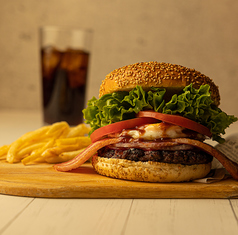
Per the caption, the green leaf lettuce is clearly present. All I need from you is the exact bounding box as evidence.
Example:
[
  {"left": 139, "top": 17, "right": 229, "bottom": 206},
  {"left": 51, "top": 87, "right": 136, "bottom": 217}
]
[{"left": 83, "top": 84, "right": 237, "bottom": 143}]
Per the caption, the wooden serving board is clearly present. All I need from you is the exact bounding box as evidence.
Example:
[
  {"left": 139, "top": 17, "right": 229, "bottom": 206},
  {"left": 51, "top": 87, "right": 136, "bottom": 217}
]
[{"left": 0, "top": 159, "right": 238, "bottom": 199}]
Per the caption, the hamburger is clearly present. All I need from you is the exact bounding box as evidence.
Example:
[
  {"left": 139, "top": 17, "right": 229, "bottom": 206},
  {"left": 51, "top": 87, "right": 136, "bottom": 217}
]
[{"left": 54, "top": 61, "right": 238, "bottom": 182}]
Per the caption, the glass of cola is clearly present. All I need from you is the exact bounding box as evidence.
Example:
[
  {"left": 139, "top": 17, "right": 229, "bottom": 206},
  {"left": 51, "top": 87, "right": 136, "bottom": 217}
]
[{"left": 40, "top": 26, "right": 92, "bottom": 125}]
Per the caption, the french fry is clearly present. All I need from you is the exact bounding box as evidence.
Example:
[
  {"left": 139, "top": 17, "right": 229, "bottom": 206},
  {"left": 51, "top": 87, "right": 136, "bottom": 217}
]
[
  {"left": 0, "top": 145, "right": 10, "bottom": 158},
  {"left": 56, "top": 136, "right": 91, "bottom": 147},
  {"left": 45, "top": 148, "right": 86, "bottom": 163},
  {"left": 42, "top": 136, "right": 91, "bottom": 162},
  {"left": 46, "top": 121, "right": 70, "bottom": 138},
  {"left": 42, "top": 145, "right": 80, "bottom": 158},
  {"left": 1, "top": 121, "right": 91, "bottom": 165},
  {"left": 66, "top": 124, "right": 91, "bottom": 138},
  {"left": 22, "top": 139, "right": 55, "bottom": 165},
  {"left": 17, "top": 142, "right": 46, "bottom": 160},
  {"left": 7, "top": 126, "right": 50, "bottom": 163}
]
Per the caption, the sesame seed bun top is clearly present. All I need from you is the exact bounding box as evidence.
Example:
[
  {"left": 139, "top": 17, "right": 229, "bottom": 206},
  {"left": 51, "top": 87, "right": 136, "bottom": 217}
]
[{"left": 99, "top": 61, "right": 220, "bottom": 106}]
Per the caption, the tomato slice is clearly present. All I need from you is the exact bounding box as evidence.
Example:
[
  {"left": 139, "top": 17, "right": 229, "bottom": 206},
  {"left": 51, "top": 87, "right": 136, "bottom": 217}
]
[
  {"left": 90, "top": 117, "right": 158, "bottom": 143},
  {"left": 137, "top": 111, "right": 212, "bottom": 138}
]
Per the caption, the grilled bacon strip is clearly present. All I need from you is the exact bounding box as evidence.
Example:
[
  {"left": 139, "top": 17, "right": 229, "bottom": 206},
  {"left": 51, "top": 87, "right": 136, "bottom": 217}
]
[
  {"left": 54, "top": 137, "right": 238, "bottom": 181},
  {"left": 54, "top": 138, "right": 123, "bottom": 172}
]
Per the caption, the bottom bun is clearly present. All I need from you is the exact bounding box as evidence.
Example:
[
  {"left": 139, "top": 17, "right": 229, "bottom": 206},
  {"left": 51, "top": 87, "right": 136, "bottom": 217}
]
[{"left": 92, "top": 155, "right": 211, "bottom": 183}]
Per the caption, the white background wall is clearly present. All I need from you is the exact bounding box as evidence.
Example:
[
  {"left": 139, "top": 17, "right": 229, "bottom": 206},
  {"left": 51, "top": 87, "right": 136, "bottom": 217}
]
[{"left": 0, "top": 0, "right": 237, "bottom": 117}]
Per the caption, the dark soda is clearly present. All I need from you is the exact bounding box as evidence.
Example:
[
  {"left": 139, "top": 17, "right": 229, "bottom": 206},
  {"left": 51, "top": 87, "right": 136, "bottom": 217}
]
[{"left": 41, "top": 46, "right": 89, "bottom": 125}]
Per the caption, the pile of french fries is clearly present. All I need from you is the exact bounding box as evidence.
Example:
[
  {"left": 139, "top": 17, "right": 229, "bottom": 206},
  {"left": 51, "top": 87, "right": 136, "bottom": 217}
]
[{"left": 0, "top": 121, "right": 91, "bottom": 165}]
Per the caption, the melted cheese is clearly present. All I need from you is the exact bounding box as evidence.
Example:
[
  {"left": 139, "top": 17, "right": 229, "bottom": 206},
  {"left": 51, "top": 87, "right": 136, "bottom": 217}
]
[{"left": 121, "top": 123, "right": 187, "bottom": 140}]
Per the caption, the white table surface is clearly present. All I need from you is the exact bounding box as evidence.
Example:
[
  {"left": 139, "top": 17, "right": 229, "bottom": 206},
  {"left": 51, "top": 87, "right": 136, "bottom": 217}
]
[{"left": 0, "top": 109, "right": 238, "bottom": 235}]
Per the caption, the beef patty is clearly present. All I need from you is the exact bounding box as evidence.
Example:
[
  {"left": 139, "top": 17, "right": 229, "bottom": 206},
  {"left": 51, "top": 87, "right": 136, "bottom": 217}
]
[{"left": 97, "top": 147, "right": 213, "bottom": 165}]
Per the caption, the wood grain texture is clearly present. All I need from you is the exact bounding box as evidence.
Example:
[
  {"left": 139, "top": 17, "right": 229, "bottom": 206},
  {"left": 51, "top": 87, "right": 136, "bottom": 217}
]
[
  {"left": 230, "top": 199, "right": 238, "bottom": 221},
  {"left": 124, "top": 199, "right": 238, "bottom": 235},
  {"left": 0, "top": 198, "right": 132, "bottom": 235},
  {"left": 0, "top": 160, "right": 238, "bottom": 199},
  {"left": 0, "top": 195, "right": 33, "bottom": 233},
  {"left": 1, "top": 197, "right": 237, "bottom": 235}
]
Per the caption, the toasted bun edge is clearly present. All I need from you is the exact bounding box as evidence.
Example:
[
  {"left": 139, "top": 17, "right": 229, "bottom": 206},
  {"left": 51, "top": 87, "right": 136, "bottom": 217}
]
[
  {"left": 92, "top": 155, "right": 211, "bottom": 183},
  {"left": 99, "top": 61, "right": 220, "bottom": 106}
]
